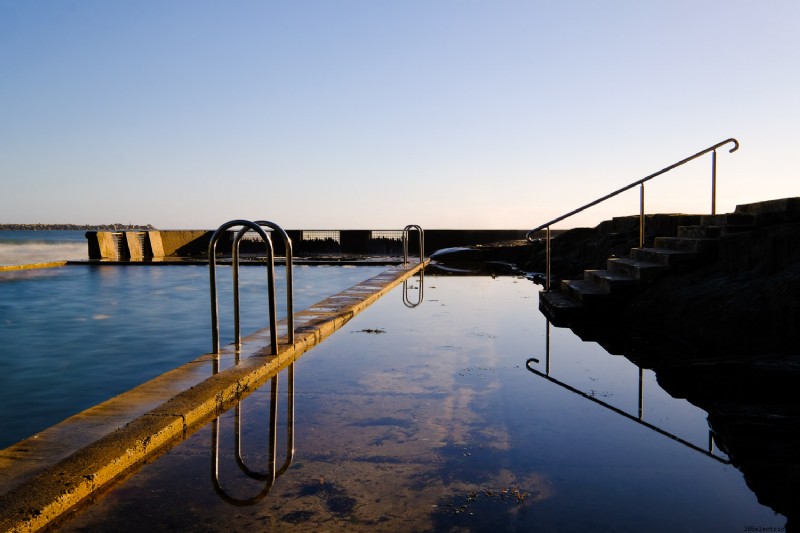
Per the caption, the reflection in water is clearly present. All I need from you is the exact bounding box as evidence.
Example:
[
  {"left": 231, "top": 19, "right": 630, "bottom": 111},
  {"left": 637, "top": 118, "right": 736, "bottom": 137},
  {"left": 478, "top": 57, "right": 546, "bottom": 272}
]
[
  {"left": 526, "top": 324, "right": 728, "bottom": 463},
  {"left": 211, "top": 363, "right": 295, "bottom": 506},
  {"left": 545, "top": 317, "right": 798, "bottom": 529},
  {"left": 402, "top": 270, "right": 424, "bottom": 308}
]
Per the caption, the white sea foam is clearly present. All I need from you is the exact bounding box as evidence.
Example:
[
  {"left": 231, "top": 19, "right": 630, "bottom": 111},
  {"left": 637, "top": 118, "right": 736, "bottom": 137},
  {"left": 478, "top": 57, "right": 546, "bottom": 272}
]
[{"left": 0, "top": 241, "right": 87, "bottom": 266}]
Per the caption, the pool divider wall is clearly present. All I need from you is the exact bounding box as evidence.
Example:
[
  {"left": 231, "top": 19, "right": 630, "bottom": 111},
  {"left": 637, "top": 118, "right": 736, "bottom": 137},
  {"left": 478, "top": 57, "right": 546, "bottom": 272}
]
[
  {"left": 0, "top": 260, "right": 428, "bottom": 533},
  {"left": 85, "top": 229, "right": 529, "bottom": 260},
  {"left": 0, "top": 261, "right": 68, "bottom": 272}
]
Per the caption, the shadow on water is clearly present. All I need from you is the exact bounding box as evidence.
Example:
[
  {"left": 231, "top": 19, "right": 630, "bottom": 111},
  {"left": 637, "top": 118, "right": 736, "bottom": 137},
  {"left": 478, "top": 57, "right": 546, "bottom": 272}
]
[
  {"left": 654, "top": 357, "right": 800, "bottom": 531},
  {"left": 541, "top": 317, "right": 798, "bottom": 531}
]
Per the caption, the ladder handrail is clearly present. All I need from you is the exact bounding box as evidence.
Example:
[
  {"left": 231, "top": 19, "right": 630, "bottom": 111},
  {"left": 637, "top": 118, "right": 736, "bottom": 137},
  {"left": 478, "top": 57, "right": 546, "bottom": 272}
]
[
  {"left": 209, "top": 219, "right": 293, "bottom": 355},
  {"left": 232, "top": 227, "right": 276, "bottom": 352},
  {"left": 526, "top": 138, "right": 740, "bottom": 240},
  {"left": 402, "top": 224, "right": 424, "bottom": 265},
  {"left": 209, "top": 220, "right": 273, "bottom": 354},
  {"left": 253, "top": 221, "right": 294, "bottom": 345},
  {"left": 232, "top": 221, "right": 294, "bottom": 350}
]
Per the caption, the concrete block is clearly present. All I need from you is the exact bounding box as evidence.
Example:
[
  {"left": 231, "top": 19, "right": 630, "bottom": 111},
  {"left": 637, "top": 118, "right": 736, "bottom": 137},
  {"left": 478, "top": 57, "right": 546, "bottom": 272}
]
[
  {"left": 124, "top": 232, "right": 144, "bottom": 261},
  {"left": 147, "top": 231, "right": 165, "bottom": 258},
  {"left": 95, "top": 232, "right": 119, "bottom": 260}
]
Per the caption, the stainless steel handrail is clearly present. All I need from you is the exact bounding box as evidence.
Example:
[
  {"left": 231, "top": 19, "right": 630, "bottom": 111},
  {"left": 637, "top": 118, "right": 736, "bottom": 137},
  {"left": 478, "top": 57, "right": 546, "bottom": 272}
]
[
  {"left": 402, "top": 224, "right": 424, "bottom": 265},
  {"left": 526, "top": 138, "right": 739, "bottom": 290},
  {"left": 233, "top": 226, "right": 276, "bottom": 352},
  {"left": 232, "top": 221, "right": 294, "bottom": 351},
  {"left": 209, "top": 219, "right": 293, "bottom": 355},
  {"left": 209, "top": 220, "right": 272, "bottom": 354}
]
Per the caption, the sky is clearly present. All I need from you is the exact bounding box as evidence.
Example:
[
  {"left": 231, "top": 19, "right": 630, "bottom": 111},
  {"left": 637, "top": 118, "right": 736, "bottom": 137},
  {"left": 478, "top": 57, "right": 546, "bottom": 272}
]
[{"left": 1, "top": 1, "right": 798, "bottom": 230}]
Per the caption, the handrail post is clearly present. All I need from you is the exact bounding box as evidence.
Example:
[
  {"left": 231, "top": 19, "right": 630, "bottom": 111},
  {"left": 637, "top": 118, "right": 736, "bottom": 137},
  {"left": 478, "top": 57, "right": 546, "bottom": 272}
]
[
  {"left": 639, "top": 183, "right": 645, "bottom": 248},
  {"left": 638, "top": 366, "right": 644, "bottom": 420},
  {"left": 402, "top": 225, "right": 424, "bottom": 265},
  {"left": 233, "top": 227, "right": 275, "bottom": 350},
  {"left": 253, "top": 221, "right": 294, "bottom": 345},
  {"left": 711, "top": 149, "right": 717, "bottom": 215},
  {"left": 545, "top": 226, "right": 551, "bottom": 291},
  {"left": 209, "top": 220, "right": 272, "bottom": 354}
]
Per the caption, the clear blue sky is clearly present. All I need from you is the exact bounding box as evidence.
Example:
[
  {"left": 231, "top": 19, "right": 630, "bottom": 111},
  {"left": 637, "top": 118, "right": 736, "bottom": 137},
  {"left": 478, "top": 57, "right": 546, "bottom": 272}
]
[{"left": 1, "top": 1, "right": 798, "bottom": 229}]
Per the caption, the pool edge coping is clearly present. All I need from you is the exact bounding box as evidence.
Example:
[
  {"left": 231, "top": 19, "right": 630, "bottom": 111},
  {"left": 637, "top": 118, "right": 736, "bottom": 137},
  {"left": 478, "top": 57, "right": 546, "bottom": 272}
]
[{"left": 0, "top": 260, "right": 427, "bottom": 533}]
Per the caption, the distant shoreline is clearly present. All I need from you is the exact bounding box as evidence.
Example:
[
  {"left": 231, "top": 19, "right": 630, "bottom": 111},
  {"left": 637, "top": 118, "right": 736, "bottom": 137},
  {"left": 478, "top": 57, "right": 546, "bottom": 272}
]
[{"left": 0, "top": 223, "right": 156, "bottom": 231}]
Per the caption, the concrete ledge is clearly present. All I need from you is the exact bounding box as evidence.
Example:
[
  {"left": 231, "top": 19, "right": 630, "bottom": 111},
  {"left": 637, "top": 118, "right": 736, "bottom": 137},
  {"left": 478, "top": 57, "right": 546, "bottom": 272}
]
[
  {"left": 0, "top": 262, "right": 67, "bottom": 272},
  {"left": 0, "top": 261, "right": 427, "bottom": 533}
]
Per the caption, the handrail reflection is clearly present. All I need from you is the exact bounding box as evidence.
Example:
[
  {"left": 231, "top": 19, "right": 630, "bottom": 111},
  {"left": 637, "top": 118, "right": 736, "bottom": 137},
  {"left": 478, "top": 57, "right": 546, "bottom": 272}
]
[
  {"left": 525, "top": 358, "right": 728, "bottom": 463},
  {"left": 402, "top": 270, "right": 424, "bottom": 308},
  {"left": 211, "top": 363, "right": 295, "bottom": 505}
]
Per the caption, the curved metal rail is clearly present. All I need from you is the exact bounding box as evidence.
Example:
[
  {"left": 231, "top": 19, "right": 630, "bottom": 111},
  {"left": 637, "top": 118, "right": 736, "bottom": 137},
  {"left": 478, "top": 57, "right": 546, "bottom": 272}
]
[
  {"left": 527, "top": 138, "right": 739, "bottom": 289},
  {"left": 232, "top": 221, "right": 294, "bottom": 350},
  {"left": 402, "top": 224, "right": 424, "bottom": 265},
  {"left": 209, "top": 219, "right": 293, "bottom": 355}
]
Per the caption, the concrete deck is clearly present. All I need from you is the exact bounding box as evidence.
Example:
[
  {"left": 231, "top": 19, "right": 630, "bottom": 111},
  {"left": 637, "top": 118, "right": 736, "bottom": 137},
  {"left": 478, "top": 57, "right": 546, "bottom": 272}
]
[{"left": 0, "top": 261, "right": 426, "bottom": 533}]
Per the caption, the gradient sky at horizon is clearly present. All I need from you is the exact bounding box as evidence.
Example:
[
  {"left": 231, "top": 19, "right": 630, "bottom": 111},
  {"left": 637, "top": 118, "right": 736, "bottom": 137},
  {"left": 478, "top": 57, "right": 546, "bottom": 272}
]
[{"left": 1, "top": 1, "right": 798, "bottom": 229}]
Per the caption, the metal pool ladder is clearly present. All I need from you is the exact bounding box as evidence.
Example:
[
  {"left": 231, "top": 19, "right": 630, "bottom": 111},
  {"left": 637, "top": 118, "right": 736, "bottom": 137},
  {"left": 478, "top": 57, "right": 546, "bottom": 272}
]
[
  {"left": 402, "top": 224, "right": 424, "bottom": 265},
  {"left": 209, "top": 219, "right": 294, "bottom": 355}
]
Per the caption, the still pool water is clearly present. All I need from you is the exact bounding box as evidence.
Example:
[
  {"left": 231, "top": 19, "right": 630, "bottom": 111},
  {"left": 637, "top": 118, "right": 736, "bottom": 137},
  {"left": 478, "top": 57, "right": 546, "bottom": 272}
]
[
  {"left": 0, "top": 264, "right": 387, "bottom": 448},
  {"left": 55, "top": 275, "right": 784, "bottom": 531}
]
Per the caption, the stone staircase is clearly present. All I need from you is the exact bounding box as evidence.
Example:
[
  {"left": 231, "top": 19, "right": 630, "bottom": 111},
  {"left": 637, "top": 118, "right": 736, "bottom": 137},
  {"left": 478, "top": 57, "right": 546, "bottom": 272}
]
[{"left": 540, "top": 208, "right": 768, "bottom": 327}]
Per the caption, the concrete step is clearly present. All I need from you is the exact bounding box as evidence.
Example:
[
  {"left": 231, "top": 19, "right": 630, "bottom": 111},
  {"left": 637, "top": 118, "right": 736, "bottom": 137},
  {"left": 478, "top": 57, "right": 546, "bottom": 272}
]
[
  {"left": 653, "top": 236, "right": 719, "bottom": 254},
  {"left": 561, "top": 279, "right": 610, "bottom": 304},
  {"left": 584, "top": 269, "right": 637, "bottom": 293},
  {"left": 700, "top": 213, "right": 755, "bottom": 226},
  {"left": 630, "top": 247, "right": 698, "bottom": 267},
  {"left": 678, "top": 225, "right": 721, "bottom": 239},
  {"left": 721, "top": 224, "right": 759, "bottom": 234},
  {"left": 539, "top": 290, "right": 583, "bottom": 326},
  {"left": 735, "top": 197, "right": 800, "bottom": 216},
  {"left": 607, "top": 257, "right": 668, "bottom": 281}
]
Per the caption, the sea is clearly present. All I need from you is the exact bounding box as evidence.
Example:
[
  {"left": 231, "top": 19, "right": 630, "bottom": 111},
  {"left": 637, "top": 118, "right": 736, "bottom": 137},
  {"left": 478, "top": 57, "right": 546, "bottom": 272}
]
[{"left": 0, "top": 230, "right": 88, "bottom": 266}]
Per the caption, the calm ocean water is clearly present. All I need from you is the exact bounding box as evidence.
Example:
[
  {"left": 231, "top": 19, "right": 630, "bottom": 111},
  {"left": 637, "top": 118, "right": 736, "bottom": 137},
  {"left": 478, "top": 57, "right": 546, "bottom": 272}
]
[{"left": 0, "top": 230, "right": 87, "bottom": 265}]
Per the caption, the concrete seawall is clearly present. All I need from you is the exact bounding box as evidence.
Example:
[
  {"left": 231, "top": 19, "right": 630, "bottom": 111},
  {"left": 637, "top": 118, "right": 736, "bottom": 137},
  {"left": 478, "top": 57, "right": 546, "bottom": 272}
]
[{"left": 85, "top": 229, "right": 530, "bottom": 261}]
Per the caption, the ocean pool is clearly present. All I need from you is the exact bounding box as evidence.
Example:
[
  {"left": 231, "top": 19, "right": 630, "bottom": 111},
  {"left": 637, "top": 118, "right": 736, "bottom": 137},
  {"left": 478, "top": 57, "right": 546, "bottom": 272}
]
[
  {"left": 53, "top": 274, "right": 784, "bottom": 531},
  {"left": 0, "top": 263, "right": 387, "bottom": 448}
]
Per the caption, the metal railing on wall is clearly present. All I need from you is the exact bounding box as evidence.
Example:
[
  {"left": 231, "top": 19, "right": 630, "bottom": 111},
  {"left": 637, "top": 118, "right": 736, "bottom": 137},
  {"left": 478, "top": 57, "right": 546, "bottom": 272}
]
[
  {"left": 527, "top": 138, "right": 739, "bottom": 290},
  {"left": 209, "top": 219, "right": 294, "bottom": 355}
]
